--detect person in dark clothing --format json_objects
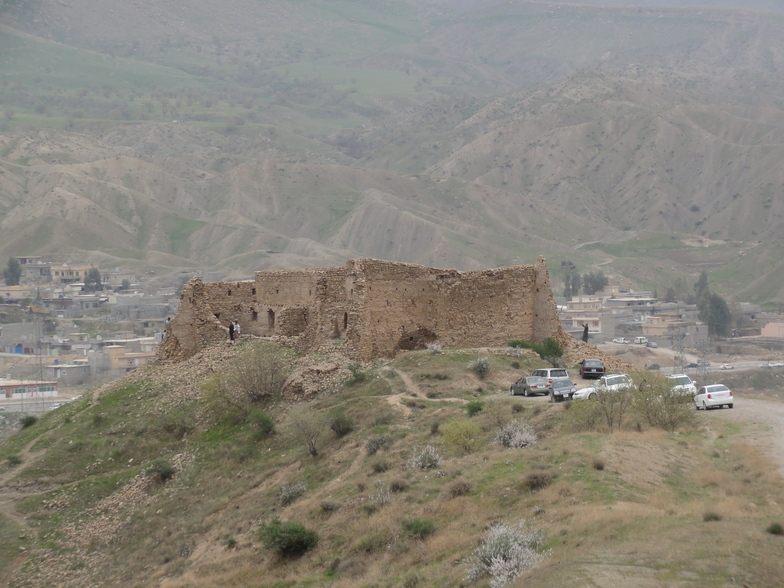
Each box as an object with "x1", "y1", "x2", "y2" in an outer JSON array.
[
  {"x1": 229, "y1": 321, "x2": 235, "y2": 341},
  {"x1": 582, "y1": 323, "x2": 589, "y2": 343}
]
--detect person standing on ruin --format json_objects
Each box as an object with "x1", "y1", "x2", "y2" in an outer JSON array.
[
  {"x1": 234, "y1": 320, "x2": 240, "y2": 339},
  {"x1": 582, "y1": 323, "x2": 589, "y2": 343},
  {"x1": 229, "y1": 321, "x2": 235, "y2": 341}
]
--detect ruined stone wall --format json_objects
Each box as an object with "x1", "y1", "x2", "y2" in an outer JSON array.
[
  {"x1": 158, "y1": 257, "x2": 564, "y2": 363},
  {"x1": 345, "y1": 258, "x2": 547, "y2": 359}
]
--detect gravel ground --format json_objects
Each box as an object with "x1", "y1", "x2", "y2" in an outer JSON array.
[{"x1": 704, "y1": 396, "x2": 784, "y2": 479}]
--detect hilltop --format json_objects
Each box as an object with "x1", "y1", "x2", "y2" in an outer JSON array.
[{"x1": 1, "y1": 336, "x2": 783, "y2": 586}]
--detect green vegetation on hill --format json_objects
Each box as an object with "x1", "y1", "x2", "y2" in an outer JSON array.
[{"x1": 1, "y1": 342, "x2": 783, "y2": 586}]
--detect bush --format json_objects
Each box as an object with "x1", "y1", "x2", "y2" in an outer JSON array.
[
  {"x1": 632, "y1": 374, "x2": 694, "y2": 432},
  {"x1": 703, "y1": 512, "x2": 722, "y2": 522},
  {"x1": 371, "y1": 459, "x2": 390, "y2": 473},
  {"x1": 465, "y1": 400, "x2": 484, "y2": 417},
  {"x1": 468, "y1": 357, "x2": 490, "y2": 379},
  {"x1": 278, "y1": 482, "x2": 306, "y2": 506},
  {"x1": 320, "y1": 501, "x2": 340, "y2": 512},
  {"x1": 521, "y1": 471, "x2": 553, "y2": 492},
  {"x1": 592, "y1": 457, "x2": 605, "y2": 471},
  {"x1": 766, "y1": 522, "x2": 784, "y2": 535},
  {"x1": 426, "y1": 341, "x2": 442, "y2": 354},
  {"x1": 448, "y1": 478, "x2": 473, "y2": 497},
  {"x1": 494, "y1": 420, "x2": 538, "y2": 449},
  {"x1": 365, "y1": 434, "x2": 394, "y2": 455},
  {"x1": 248, "y1": 408, "x2": 275, "y2": 439},
  {"x1": 346, "y1": 363, "x2": 368, "y2": 386},
  {"x1": 464, "y1": 520, "x2": 548, "y2": 587},
  {"x1": 402, "y1": 518, "x2": 435, "y2": 540},
  {"x1": 286, "y1": 406, "x2": 329, "y2": 457},
  {"x1": 407, "y1": 445, "x2": 443, "y2": 470},
  {"x1": 329, "y1": 409, "x2": 354, "y2": 438},
  {"x1": 6, "y1": 454, "x2": 22, "y2": 466},
  {"x1": 201, "y1": 342, "x2": 294, "y2": 422},
  {"x1": 509, "y1": 338, "x2": 563, "y2": 363},
  {"x1": 389, "y1": 478, "x2": 409, "y2": 493},
  {"x1": 258, "y1": 518, "x2": 318, "y2": 556},
  {"x1": 441, "y1": 419, "x2": 481, "y2": 454},
  {"x1": 20, "y1": 415, "x2": 38, "y2": 428},
  {"x1": 146, "y1": 459, "x2": 176, "y2": 483}
]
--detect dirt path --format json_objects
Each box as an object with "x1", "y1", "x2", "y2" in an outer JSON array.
[{"x1": 710, "y1": 396, "x2": 784, "y2": 479}]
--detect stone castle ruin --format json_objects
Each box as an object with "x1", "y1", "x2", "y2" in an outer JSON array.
[{"x1": 157, "y1": 257, "x2": 563, "y2": 362}]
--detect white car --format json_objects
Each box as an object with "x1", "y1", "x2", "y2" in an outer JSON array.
[
  {"x1": 573, "y1": 374, "x2": 635, "y2": 399},
  {"x1": 720, "y1": 363, "x2": 734, "y2": 370},
  {"x1": 612, "y1": 338, "x2": 630, "y2": 344},
  {"x1": 667, "y1": 374, "x2": 697, "y2": 395},
  {"x1": 767, "y1": 362, "x2": 784, "y2": 368},
  {"x1": 694, "y1": 384, "x2": 733, "y2": 410}
]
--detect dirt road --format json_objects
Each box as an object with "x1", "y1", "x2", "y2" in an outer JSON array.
[{"x1": 705, "y1": 396, "x2": 784, "y2": 478}]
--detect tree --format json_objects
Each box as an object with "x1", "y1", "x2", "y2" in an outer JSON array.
[
  {"x1": 84, "y1": 267, "x2": 103, "y2": 291},
  {"x1": 2, "y1": 258, "x2": 21, "y2": 286},
  {"x1": 698, "y1": 292, "x2": 731, "y2": 337},
  {"x1": 664, "y1": 287, "x2": 677, "y2": 303},
  {"x1": 582, "y1": 271, "x2": 608, "y2": 295},
  {"x1": 693, "y1": 271, "x2": 709, "y2": 300},
  {"x1": 121, "y1": 278, "x2": 131, "y2": 290}
]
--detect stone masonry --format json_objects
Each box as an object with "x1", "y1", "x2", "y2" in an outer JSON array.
[{"x1": 157, "y1": 257, "x2": 563, "y2": 362}]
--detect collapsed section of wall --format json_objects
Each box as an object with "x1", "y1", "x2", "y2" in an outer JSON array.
[{"x1": 158, "y1": 257, "x2": 564, "y2": 363}]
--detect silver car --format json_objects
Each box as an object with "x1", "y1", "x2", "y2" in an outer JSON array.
[
  {"x1": 694, "y1": 384, "x2": 733, "y2": 410},
  {"x1": 510, "y1": 376, "x2": 550, "y2": 397}
]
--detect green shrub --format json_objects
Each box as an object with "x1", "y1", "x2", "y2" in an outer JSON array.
[
  {"x1": 20, "y1": 415, "x2": 38, "y2": 428},
  {"x1": 389, "y1": 478, "x2": 409, "y2": 493},
  {"x1": 703, "y1": 512, "x2": 722, "y2": 522},
  {"x1": 509, "y1": 338, "x2": 563, "y2": 362},
  {"x1": 346, "y1": 363, "x2": 368, "y2": 386},
  {"x1": 329, "y1": 409, "x2": 354, "y2": 438},
  {"x1": 465, "y1": 400, "x2": 484, "y2": 417},
  {"x1": 371, "y1": 459, "x2": 390, "y2": 473},
  {"x1": 592, "y1": 457, "x2": 605, "y2": 471},
  {"x1": 248, "y1": 408, "x2": 275, "y2": 439},
  {"x1": 6, "y1": 454, "x2": 22, "y2": 466},
  {"x1": 401, "y1": 518, "x2": 435, "y2": 540},
  {"x1": 632, "y1": 373, "x2": 694, "y2": 432},
  {"x1": 146, "y1": 459, "x2": 176, "y2": 483},
  {"x1": 441, "y1": 419, "x2": 481, "y2": 454},
  {"x1": 766, "y1": 522, "x2": 784, "y2": 535},
  {"x1": 258, "y1": 518, "x2": 318, "y2": 556}
]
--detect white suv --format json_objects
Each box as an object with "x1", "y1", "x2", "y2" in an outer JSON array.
[
  {"x1": 530, "y1": 368, "x2": 571, "y2": 386},
  {"x1": 574, "y1": 374, "x2": 635, "y2": 399},
  {"x1": 667, "y1": 374, "x2": 697, "y2": 395}
]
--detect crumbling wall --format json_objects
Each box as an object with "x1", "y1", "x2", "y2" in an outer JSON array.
[
  {"x1": 345, "y1": 258, "x2": 546, "y2": 359},
  {"x1": 158, "y1": 257, "x2": 565, "y2": 363}
]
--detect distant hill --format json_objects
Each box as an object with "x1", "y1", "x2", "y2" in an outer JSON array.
[{"x1": 0, "y1": 1, "x2": 783, "y2": 304}]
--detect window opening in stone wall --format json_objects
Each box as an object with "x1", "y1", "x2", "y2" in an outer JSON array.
[
  {"x1": 214, "y1": 313, "x2": 220, "y2": 319},
  {"x1": 228, "y1": 289, "x2": 232, "y2": 296},
  {"x1": 343, "y1": 312, "x2": 348, "y2": 330},
  {"x1": 268, "y1": 309, "x2": 275, "y2": 329},
  {"x1": 252, "y1": 288, "x2": 256, "y2": 295},
  {"x1": 252, "y1": 310, "x2": 258, "y2": 322}
]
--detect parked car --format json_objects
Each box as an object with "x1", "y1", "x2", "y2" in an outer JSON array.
[
  {"x1": 720, "y1": 363, "x2": 734, "y2": 370},
  {"x1": 573, "y1": 374, "x2": 635, "y2": 400},
  {"x1": 550, "y1": 379, "x2": 577, "y2": 402},
  {"x1": 686, "y1": 362, "x2": 699, "y2": 368},
  {"x1": 697, "y1": 360, "x2": 711, "y2": 367},
  {"x1": 767, "y1": 361, "x2": 784, "y2": 368},
  {"x1": 579, "y1": 359, "x2": 605, "y2": 379},
  {"x1": 633, "y1": 337, "x2": 648, "y2": 345},
  {"x1": 694, "y1": 384, "x2": 733, "y2": 410},
  {"x1": 530, "y1": 368, "x2": 571, "y2": 386},
  {"x1": 510, "y1": 375, "x2": 550, "y2": 397},
  {"x1": 612, "y1": 338, "x2": 630, "y2": 344},
  {"x1": 666, "y1": 374, "x2": 697, "y2": 395},
  {"x1": 646, "y1": 341, "x2": 659, "y2": 348}
]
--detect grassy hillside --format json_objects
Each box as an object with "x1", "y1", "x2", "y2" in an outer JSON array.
[{"x1": 1, "y1": 340, "x2": 783, "y2": 586}]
